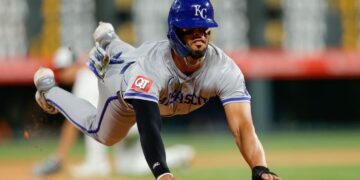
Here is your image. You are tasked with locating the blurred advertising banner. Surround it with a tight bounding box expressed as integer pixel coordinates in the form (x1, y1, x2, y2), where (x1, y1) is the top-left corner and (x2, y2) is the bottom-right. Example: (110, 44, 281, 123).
(2, 49, 360, 85)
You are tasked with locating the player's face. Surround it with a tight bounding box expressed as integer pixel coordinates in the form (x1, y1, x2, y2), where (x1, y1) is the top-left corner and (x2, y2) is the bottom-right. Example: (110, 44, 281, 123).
(177, 28, 211, 59)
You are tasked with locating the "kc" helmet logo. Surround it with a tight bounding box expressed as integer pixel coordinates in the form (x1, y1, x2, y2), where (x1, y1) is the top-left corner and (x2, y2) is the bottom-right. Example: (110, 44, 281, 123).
(192, 5, 207, 19)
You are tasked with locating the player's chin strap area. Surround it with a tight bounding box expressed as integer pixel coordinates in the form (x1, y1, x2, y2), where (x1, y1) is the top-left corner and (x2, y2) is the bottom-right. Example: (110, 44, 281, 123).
(183, 56, 205, 68)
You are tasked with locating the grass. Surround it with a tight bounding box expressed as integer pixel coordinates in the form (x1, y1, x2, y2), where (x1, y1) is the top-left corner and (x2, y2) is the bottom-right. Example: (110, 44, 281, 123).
(259, 131, 360, 150)
(276, 165, 360, 180)
(0, 131, 360, 179)
(165, 131, 360, 180)
(0, 139, 84, 161)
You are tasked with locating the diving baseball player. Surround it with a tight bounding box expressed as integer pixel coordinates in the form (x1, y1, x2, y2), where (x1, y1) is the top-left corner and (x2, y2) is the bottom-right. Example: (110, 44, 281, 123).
(33, 0, 281, 179)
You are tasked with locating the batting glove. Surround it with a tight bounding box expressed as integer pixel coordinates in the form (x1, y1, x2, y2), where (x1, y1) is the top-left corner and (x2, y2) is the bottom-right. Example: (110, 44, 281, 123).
(252, 166, 279, 180)
(87, 46, 109, 79)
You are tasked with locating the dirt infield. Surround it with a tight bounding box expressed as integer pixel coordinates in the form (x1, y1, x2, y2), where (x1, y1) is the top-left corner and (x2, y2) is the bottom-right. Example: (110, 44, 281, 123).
(1, 149, 359, 180)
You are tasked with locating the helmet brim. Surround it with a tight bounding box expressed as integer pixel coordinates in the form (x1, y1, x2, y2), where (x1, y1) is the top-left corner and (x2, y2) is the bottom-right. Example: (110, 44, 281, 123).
(173, 19, 218, 29)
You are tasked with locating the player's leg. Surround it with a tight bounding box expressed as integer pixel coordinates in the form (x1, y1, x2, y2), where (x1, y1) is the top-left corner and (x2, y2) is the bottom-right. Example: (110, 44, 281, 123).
(165, 144, 195, 169)
(83, 135, 110, 169)
(93, 72, 136, 145)
(33, 21, 136, 147)
(55, 121, 80, 161)
(70, 135, 111, 178)
(34, 67, 135, 146)
(113, 125, 195, 175)
(114, 125, 149, 175)
(68, 68, 111, 177)
(32, 121, 79, 176)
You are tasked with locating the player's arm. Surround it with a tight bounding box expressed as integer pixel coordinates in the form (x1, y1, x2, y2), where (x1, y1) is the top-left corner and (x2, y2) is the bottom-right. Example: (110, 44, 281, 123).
(129, 99, 175, 180)
(224, 102, 280, 180)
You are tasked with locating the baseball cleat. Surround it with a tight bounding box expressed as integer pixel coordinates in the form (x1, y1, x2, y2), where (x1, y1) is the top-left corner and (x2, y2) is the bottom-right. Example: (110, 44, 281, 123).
(34, 67, 58, 114)
(34, 67, 56, 92)
(32, 155, 62, 176)
(93, 21, 117, 49)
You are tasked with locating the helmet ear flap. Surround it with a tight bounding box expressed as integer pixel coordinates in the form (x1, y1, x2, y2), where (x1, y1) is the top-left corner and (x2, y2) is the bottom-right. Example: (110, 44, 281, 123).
(167, 26, 190, 57)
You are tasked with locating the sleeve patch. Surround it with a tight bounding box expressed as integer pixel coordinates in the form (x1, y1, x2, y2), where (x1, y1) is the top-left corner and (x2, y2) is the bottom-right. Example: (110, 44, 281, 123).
(131, 75, 153, 93)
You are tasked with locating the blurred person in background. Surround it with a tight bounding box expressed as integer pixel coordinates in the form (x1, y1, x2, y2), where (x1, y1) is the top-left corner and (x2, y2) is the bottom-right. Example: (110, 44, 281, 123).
(33, 47, 194, 178)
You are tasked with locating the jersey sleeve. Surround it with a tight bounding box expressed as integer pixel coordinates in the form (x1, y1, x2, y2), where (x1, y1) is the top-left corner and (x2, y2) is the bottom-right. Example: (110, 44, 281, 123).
(217, 59, 251, 106)
(123, 59, 162, 103)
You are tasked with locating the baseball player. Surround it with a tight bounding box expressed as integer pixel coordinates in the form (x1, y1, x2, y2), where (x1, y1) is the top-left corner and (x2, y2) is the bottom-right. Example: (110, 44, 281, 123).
(33, 47, 194, 177)
(33, 0, 281, 179)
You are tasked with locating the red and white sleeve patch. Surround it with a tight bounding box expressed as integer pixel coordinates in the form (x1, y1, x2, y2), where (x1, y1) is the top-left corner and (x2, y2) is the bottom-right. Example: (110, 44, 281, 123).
(131, 75, 153, 93)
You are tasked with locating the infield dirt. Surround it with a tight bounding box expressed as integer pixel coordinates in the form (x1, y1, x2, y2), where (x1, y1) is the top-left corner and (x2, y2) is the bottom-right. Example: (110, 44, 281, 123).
(1, 149, 359, 180)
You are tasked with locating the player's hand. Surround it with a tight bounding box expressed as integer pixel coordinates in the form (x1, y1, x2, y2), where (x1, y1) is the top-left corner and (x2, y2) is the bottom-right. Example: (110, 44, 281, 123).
(252, 166, 280, 180)
(87, 46, 109, 79)
(260, 173, 281, 180)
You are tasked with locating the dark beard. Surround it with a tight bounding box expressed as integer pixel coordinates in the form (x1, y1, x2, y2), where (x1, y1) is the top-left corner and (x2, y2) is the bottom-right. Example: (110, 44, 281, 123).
(189, 49, 206, 59)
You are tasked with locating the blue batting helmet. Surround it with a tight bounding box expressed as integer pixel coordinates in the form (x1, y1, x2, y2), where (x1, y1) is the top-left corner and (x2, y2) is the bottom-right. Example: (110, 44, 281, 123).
(167, 0, 218, 57)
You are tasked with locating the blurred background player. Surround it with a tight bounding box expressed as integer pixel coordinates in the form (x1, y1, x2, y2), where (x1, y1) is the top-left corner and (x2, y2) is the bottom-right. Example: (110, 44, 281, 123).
(32, 46, 195, 178)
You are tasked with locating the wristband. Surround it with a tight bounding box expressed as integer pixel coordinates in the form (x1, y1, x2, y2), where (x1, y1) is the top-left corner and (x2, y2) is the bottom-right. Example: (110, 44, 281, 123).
(252, 166, 278, 180)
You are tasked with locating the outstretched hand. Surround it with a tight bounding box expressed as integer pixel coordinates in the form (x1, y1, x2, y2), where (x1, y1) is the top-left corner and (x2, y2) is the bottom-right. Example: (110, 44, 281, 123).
(261, 173, 281, 180)
(252, 166, 280, 180)
(158, 174, 176, 180)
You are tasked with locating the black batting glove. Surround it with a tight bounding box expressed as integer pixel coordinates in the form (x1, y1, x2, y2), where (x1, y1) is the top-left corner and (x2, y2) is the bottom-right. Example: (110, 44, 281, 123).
(252, 166, 278, 180)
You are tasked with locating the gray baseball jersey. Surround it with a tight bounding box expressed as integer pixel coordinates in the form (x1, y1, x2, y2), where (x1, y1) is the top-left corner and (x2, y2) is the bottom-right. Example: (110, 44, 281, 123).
(45, 38, 250, 145)
(115, 40, 251, 117)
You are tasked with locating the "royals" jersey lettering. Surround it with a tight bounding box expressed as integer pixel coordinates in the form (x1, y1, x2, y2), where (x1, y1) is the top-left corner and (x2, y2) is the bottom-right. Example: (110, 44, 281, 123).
(160, 91, 209, 106)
